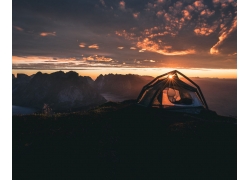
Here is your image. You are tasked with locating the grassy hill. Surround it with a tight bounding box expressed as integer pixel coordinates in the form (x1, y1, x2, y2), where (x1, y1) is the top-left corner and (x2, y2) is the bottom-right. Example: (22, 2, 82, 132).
(13, 101, 237, 179)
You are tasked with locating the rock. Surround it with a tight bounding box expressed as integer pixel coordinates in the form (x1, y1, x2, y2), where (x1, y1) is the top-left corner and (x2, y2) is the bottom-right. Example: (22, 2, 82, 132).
(12, 71, 107, 111)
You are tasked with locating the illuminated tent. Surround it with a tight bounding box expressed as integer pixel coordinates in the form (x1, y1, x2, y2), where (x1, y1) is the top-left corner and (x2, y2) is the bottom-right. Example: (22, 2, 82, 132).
(136, 70, 208, 111)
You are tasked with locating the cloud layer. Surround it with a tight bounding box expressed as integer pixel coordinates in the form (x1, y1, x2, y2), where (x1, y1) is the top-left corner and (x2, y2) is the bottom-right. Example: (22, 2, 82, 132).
(12, 0, 237, 69)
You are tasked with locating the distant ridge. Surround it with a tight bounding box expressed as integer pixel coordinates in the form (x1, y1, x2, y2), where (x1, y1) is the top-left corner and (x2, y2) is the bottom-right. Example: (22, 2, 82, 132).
(12, 71, 106, 111)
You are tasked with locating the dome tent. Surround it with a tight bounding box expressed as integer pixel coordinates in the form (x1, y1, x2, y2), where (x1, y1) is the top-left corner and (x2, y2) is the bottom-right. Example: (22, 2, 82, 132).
(136, 70, 208, 111)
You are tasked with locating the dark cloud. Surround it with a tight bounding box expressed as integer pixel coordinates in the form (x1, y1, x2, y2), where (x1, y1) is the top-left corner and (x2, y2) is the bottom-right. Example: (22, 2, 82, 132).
(12, 0, 237, 69)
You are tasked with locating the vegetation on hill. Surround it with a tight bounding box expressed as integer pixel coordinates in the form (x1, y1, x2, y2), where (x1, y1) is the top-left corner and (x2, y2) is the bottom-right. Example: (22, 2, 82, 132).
(13, 101, 236, 179)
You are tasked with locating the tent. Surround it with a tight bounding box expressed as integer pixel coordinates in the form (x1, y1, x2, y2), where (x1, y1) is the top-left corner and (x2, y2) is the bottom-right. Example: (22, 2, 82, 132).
(136, 70, 208, 111)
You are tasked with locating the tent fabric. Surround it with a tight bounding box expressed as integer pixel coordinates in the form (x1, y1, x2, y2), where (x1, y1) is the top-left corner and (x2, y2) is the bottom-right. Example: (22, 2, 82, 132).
(137, 71, 207, 109)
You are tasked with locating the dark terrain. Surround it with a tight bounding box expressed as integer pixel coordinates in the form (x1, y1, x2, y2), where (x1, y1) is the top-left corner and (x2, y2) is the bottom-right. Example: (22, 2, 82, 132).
(13, 101, 237, 179)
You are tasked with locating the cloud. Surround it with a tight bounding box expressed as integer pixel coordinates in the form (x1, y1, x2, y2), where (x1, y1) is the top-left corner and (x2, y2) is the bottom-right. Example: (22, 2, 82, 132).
(193, 12, 219, 36)
(83, 55, 113, 62)
(12, 55, 115, 69)
(193, 0, 205, 11)
(144, 59, 156, 62)
(157, 0, 165, 4)
(117, 47, 124, 49)
(119, 1, 126, 11)
(221, 2, 228, 9)
(200, 9, 215, 18)
(174, 1, 183, 9)
(210, 16, 237, 54)
(133, 12, 140, 19)
(88, 44, 99, 49)
(100, 0, 106, 7)
(13, 26, 23, 31)
(12, 0, 237, 69)
(40, 32, 56, 37)
(12, 56, 75, 64)
(186, 5, 195, 12)
(182, 10, 192, 20)
(136, 38, 195, 56)
(194, 24, 217, 36)
(79, 43, 86, 48)
(156, 10, 165, 18)
(115, 30, 136, 41)
(228, 52, 237, 56)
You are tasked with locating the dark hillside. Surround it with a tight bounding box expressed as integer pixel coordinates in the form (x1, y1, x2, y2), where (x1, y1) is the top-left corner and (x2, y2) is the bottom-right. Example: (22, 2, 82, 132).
(13, 101, 237, 179)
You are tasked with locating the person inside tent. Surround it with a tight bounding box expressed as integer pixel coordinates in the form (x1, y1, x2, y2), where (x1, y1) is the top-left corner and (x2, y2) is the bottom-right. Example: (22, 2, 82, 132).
(159, 88, 193, 106)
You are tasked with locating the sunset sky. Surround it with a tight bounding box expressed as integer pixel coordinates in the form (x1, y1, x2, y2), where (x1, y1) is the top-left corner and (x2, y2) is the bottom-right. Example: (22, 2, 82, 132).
(6, 1, 250, 176)
(12, 0, 237, 78)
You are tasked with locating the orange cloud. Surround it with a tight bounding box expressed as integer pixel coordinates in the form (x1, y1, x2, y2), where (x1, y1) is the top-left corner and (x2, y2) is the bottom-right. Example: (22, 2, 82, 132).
(117, 47, 124, 49)
(200, 9, 215, 17)
(119, 1, 125, 10)
(193, 0, 205, 11)
(139, 49, 146, 52)
(182, 10, 192, 20)
(115, 30, 136, 40)
(88, 44, 99, 49)
(174, 1, 183, 9)
(137, 38, 195, 56)
(157, 0, 165, 3)
(156, 10, 165, 17)
(12, 56, 75, 64)
(228, 52, 237, 56)
(133, 12, 140, 19)
(164, 13, 171, 21)
(13, 26, 23, 31)
(13, 55, 160, 69)
(210, 16, 237, 54)
(144, 59, 156, 63)
(186, 5, 195, 12)
(40, 32, 56, 37)
(194, 20, 219, 36)
(83, 55, 112, 62)
(221, 3, 228, 9)
(79, 43, 86, 48)
(194, 27, 214, 36)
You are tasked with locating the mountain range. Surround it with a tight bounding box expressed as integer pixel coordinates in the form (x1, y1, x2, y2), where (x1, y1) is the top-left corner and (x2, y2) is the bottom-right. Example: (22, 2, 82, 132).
(12, 70, 237, 117)
(12, 71, 154, 112)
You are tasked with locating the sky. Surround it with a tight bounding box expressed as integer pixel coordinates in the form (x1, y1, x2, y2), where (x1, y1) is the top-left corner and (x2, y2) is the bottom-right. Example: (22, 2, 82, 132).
(3, 1, 250, 178)
(12, 0, 237, 78)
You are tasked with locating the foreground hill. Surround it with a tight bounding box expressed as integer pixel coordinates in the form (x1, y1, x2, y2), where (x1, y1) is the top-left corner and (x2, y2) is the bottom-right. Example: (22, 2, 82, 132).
(13, 101, 236, 179)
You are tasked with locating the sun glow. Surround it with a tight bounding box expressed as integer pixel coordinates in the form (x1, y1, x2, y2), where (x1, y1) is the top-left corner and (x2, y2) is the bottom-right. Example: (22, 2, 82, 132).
(12, 68, 237, 80)
(169, 75, 173, 79)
